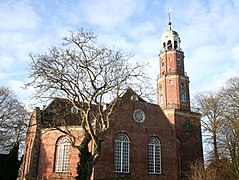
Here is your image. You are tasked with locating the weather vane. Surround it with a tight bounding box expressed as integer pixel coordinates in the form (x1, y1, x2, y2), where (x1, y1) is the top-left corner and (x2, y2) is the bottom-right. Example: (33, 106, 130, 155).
(167, 8, 173, 23)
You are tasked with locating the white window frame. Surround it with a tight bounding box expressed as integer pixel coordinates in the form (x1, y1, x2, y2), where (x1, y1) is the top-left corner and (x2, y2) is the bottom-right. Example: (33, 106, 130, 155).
(114, 133, 130, 173)
(148, 137, 161, 174)
(162, 59, 165, 67)
(54, 136, 71, 172)
(160, 94, 164, 104)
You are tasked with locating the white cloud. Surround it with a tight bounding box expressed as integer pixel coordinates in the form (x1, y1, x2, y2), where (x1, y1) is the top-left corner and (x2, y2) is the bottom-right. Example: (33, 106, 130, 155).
(80, 0, 146, 30)
(0, 0, 41, 30)
(127, 21, 157, 39)
(231, 45, 239, 60)
(1, 0, 239, 105)
(160, 0, 239, 95)
(0, 53, 14, 70)
(7, 79, 36, 110)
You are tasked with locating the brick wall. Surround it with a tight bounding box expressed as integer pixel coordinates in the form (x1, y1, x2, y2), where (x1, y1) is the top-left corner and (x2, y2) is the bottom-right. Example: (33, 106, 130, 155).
(21, 91, 202, 180)
(20, 107, 41, 180)
(37, 128, 84, 179)
(93, 98, 179, 180)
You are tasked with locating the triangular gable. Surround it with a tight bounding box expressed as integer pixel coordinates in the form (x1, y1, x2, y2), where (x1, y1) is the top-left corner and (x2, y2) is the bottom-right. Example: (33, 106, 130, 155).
(111, 87, 176, 132)
(119, 87, 146, 102)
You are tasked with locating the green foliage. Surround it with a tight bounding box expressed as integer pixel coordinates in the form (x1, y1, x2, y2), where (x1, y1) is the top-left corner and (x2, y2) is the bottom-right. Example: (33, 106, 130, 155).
(2, 142, 22, 180)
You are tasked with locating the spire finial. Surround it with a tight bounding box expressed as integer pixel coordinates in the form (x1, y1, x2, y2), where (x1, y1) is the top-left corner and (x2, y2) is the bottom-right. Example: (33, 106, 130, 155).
(167, 8, 173, 24)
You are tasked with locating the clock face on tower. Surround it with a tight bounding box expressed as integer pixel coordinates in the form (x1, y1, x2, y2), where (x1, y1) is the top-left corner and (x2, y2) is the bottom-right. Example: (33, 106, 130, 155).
(133, 109, 145, 123)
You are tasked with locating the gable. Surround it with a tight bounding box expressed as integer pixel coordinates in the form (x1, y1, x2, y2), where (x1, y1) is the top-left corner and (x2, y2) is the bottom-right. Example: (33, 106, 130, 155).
(110, 94, 175, 136)
(119, 87, 146, 102)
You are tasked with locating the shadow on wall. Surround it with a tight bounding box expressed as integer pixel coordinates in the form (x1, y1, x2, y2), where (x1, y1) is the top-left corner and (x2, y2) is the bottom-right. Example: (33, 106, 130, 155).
(39, 135, 74, 180)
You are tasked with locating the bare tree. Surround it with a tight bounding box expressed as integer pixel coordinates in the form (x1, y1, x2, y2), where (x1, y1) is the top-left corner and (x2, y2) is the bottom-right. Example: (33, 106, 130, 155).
(194, 76, 239, 179)
(187, 159, 236, 180)
(0, 86, 28, 151)
(219, 77, 239, 178)
(26, 28, 152, 179)
(194, 92, 225, 162)
(186, 160, 216, 180)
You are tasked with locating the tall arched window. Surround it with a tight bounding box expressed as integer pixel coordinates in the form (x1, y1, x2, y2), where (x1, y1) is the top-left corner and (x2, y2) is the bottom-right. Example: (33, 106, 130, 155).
(114, 133, 130, 173)
(174, 40, 178, 49)
(148, 137, 161, 174)
(160, 94, 164, 104)
(167, 40, 172, 50)
(54, 136, 71, 172)
(180, 91, 186, 102)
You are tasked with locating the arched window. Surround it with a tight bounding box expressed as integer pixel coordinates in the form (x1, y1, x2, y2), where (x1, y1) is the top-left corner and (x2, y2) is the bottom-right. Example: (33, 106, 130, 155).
(180, 91, 186, 102)
(185, 118, 192, 131)
(163, 42, 166, 49)
(160, 94, 164, 104)
(114, 133, 130, 173)
(174, 40, 178, 49)
(167, 40, 172, 50)
(148, 137, 161, 174)
(54, 136, 71, 172)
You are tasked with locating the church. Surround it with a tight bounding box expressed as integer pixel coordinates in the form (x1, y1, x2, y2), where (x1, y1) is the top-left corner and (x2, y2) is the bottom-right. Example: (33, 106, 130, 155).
(20, 20, 203, 180)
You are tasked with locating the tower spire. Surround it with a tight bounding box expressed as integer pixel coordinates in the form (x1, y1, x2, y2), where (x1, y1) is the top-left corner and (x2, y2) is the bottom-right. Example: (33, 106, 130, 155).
(167, 8, 173, 24)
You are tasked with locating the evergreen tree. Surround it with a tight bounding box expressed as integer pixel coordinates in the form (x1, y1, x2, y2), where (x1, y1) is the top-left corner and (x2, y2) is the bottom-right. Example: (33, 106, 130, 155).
(2, 142, 22, 180)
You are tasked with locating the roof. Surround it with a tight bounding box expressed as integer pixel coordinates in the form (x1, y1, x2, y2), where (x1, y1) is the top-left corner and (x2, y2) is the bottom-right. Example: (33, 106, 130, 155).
(42, 98, 82, 127)
(40, 88, 148, 128)
(161, 22, 179, 38)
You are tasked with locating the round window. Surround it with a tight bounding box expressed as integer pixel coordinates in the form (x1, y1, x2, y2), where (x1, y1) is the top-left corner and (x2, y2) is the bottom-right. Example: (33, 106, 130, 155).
(133, 109, 145, 123)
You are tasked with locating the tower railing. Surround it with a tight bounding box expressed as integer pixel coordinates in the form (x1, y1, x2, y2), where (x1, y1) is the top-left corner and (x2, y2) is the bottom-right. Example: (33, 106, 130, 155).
(157, 71, 188, 79)
(160, 103, 200, 113)
(160, 48, 183, 53)
(161, 103, 190, 111)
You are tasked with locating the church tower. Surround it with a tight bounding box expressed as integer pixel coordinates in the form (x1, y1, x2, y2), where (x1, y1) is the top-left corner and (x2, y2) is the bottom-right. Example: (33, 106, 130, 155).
(157, 21, 190, 113)
(157, 14, 203, 176)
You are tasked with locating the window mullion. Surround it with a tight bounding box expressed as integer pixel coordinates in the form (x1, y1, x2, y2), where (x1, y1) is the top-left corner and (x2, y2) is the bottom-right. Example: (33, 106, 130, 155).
(121, 141, 123, 172)
(62, 145, 66, 171)
(153, 145, 156, 173)
(127, 142, 129, 173)
(62, 145, 64, 171)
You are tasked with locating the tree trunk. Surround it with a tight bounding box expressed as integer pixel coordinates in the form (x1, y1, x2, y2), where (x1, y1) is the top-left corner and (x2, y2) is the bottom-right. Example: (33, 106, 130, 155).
(86, 160, 93, 180)
(76, 133, 92, 180)
(213, 135, 219, 162)
(212, 131, 219, 162)
(76, 133, 101, 180)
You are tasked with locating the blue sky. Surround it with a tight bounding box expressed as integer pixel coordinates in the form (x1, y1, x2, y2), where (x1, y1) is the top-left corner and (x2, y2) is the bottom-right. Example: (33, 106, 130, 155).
(1, 0, 239, 108)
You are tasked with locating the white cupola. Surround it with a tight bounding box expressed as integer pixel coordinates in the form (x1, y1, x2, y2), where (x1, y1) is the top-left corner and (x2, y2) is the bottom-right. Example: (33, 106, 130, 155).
(161, 22, 181, 51)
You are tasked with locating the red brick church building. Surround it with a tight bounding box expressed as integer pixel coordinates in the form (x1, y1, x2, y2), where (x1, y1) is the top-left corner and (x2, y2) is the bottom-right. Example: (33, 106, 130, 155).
(21, 20, 203, 180)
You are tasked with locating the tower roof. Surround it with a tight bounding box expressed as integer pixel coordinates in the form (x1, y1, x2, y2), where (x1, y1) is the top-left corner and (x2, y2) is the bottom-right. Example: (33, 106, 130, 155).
(160, 19, 181, 51)
(161, 22, 179, 39)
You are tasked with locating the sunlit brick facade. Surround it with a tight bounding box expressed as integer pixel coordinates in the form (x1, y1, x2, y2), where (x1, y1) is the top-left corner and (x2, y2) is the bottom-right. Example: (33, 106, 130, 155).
(21, 21, 203, 180)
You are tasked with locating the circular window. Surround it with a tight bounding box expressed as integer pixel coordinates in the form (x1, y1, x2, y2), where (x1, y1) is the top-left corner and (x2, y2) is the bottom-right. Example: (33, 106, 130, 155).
(133, 109, 145, 123)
